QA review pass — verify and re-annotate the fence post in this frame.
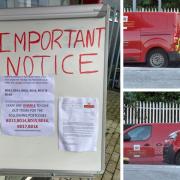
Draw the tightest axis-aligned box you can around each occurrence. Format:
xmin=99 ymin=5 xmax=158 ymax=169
xmin=126 ymin=104 xmax=129 ymax=124
xmin=155 ymin=102 xmax=158 ymax=123
xmin=162 ymin=102 xmax=164 ymax=123
xmin=132 ymin=103 xmax=136 ymax=124
xmin=132 ymin=0 xmax=136 ymax=12
xmin=172 ymin=102 xmax=175 ymax=123
xmin=165 ymin=102 xmax=168 ymax=123
xmin=149 ymin=102 xmax=151 ymax=123
xmin=176 ymin=103 xmax=178 ymax=123
xmin=169 ymin=103 xmax=171 ymax=123
xmin=158 ymin=0 xmax=162 ymax=11
xmin=142 ymin=102 xmax=144 ymax=122
xmin=136 ymin=102 xmax=138 ymax=123
xmin=160 ymin=102 xmax=162 ymax=123
xmin=146 ymin=102 xmax=148 ymax=123
xmin=129 ymin=105 xmax=133 ymax=125
xmin=152 ymin=102 xmax=154 ymax=123
xmin=139 ymin=101 xmax=141 ymax=124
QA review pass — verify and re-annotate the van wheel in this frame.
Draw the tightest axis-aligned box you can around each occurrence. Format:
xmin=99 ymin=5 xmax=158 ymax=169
xmin=175 ymin=152 xmax=180 ymax=165
xmin=147 ymin=49 xmax=168 ymax=67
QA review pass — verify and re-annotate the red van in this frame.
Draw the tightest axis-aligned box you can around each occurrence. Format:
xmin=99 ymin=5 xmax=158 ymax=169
xmin=124 ymin=12 xmax=180 ymax=67
xmin=124 ymin=123 xmax=180 ymax=164
xmin=163 ymin=130 xmax=180 ymax=165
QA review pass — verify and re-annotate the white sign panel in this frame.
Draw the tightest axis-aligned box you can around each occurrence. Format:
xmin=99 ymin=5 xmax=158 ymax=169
xmin=59 ymin=97 xmax=98 ymax=152
xmin=0 ymin=4 xmax=107 ymax=173
xmin=0 ymin=76 xmax=54 ymax=136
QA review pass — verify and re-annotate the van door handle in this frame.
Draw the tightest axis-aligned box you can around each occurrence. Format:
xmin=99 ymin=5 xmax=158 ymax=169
xmin=156 ymin=143 xmax=163 ymax=146
xmin=144 ymin=143 xmax=150 ymax=146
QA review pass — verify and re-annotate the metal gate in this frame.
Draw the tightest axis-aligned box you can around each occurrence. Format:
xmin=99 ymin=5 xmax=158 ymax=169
xmin=108 ymin=7 xmax=120 ymax=89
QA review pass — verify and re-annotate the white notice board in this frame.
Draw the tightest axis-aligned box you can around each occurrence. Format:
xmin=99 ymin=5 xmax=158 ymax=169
xmin=0 ymin=4 xmax=109 ymax=177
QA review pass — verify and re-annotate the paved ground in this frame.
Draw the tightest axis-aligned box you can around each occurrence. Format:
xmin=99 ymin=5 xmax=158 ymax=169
xmin=124 ymin=165 xmax=180 ymax=180
xmin=124 ymin=67 xmax=180 ymax=89
xmin=99 ymin=90 xmax=120 ymax=180
xmin=1 ymin=90 xmax=120 ymax=180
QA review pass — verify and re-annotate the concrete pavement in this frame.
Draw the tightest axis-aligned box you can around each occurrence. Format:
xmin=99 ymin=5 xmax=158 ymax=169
xmin=124 ymin=164 xmax=180 ymax=180
xmin=124 ymin=67 xmax=180 ymax=89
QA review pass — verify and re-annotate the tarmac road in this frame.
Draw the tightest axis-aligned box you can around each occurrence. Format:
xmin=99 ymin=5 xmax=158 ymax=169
xmin=124 ymin=164 xmax=180 ymax=180
xmin=124 ymin=67 xmax=180 ymax=89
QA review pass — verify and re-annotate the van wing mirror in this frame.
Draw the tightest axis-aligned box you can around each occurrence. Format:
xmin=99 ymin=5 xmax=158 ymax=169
xmin=124 ymin=134 xmax=131 ymax=142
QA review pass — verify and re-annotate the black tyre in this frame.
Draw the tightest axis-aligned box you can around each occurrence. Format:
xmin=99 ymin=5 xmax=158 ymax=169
xmin=175 ymin=152 xmax=180 ymax=165
xmin=146 ymin=49 xmax=168 ymax=67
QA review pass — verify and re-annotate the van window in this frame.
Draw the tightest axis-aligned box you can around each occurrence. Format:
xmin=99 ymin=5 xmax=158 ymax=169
xmin=127 ymin=125 xmax=151 ymax=141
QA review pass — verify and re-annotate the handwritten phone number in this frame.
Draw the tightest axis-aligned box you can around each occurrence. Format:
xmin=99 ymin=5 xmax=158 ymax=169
xmin=17 ymin=124 xmax=38 ymax=129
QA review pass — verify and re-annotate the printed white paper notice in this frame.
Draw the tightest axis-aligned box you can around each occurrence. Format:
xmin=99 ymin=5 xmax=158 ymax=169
xmin=0 ymin=76 xmax=54 ymax=136
xmin=59 ymin=97 xmax=98 ymax=152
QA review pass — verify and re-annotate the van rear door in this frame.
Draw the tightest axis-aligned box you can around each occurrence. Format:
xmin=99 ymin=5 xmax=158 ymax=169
xmin=124 ymin=12 xmax=141 ymax=62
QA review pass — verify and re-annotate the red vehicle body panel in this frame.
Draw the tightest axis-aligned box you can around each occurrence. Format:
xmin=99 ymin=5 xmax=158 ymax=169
xmin=124 ymin=123 xmax=180 ymax=164
xmin=124 ymin=12 xmax=180 ymax=63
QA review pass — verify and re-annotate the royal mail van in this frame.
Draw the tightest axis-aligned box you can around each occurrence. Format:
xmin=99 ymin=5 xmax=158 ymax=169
xmin=124 ymin=123 xmax=180 ymax=164
xmin=163 ymin=130 xmax=180 ymax=165
xmin=124 ymin=12 xmax=180 ymax=67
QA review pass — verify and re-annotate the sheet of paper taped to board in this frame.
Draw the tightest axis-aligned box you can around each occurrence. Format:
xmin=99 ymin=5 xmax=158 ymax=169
xmin=0 ymin=76 xmax=55 ymax=136
xmin=59 ymin=97 xmax=99 ymax=152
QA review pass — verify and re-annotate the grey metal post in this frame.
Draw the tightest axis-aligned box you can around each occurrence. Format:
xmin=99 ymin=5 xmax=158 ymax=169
xmin=112 ymin=47 xmax=120 ymax=88
xmin=108 ymin=17 xmax=120 ymax=87
xmin=132 ymin=0 xmax=136 ymax=12
xmin=158 ymin=0 xmax=162 ymax=11
xmin=109 ymin=8 xmax=117 ymax=48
